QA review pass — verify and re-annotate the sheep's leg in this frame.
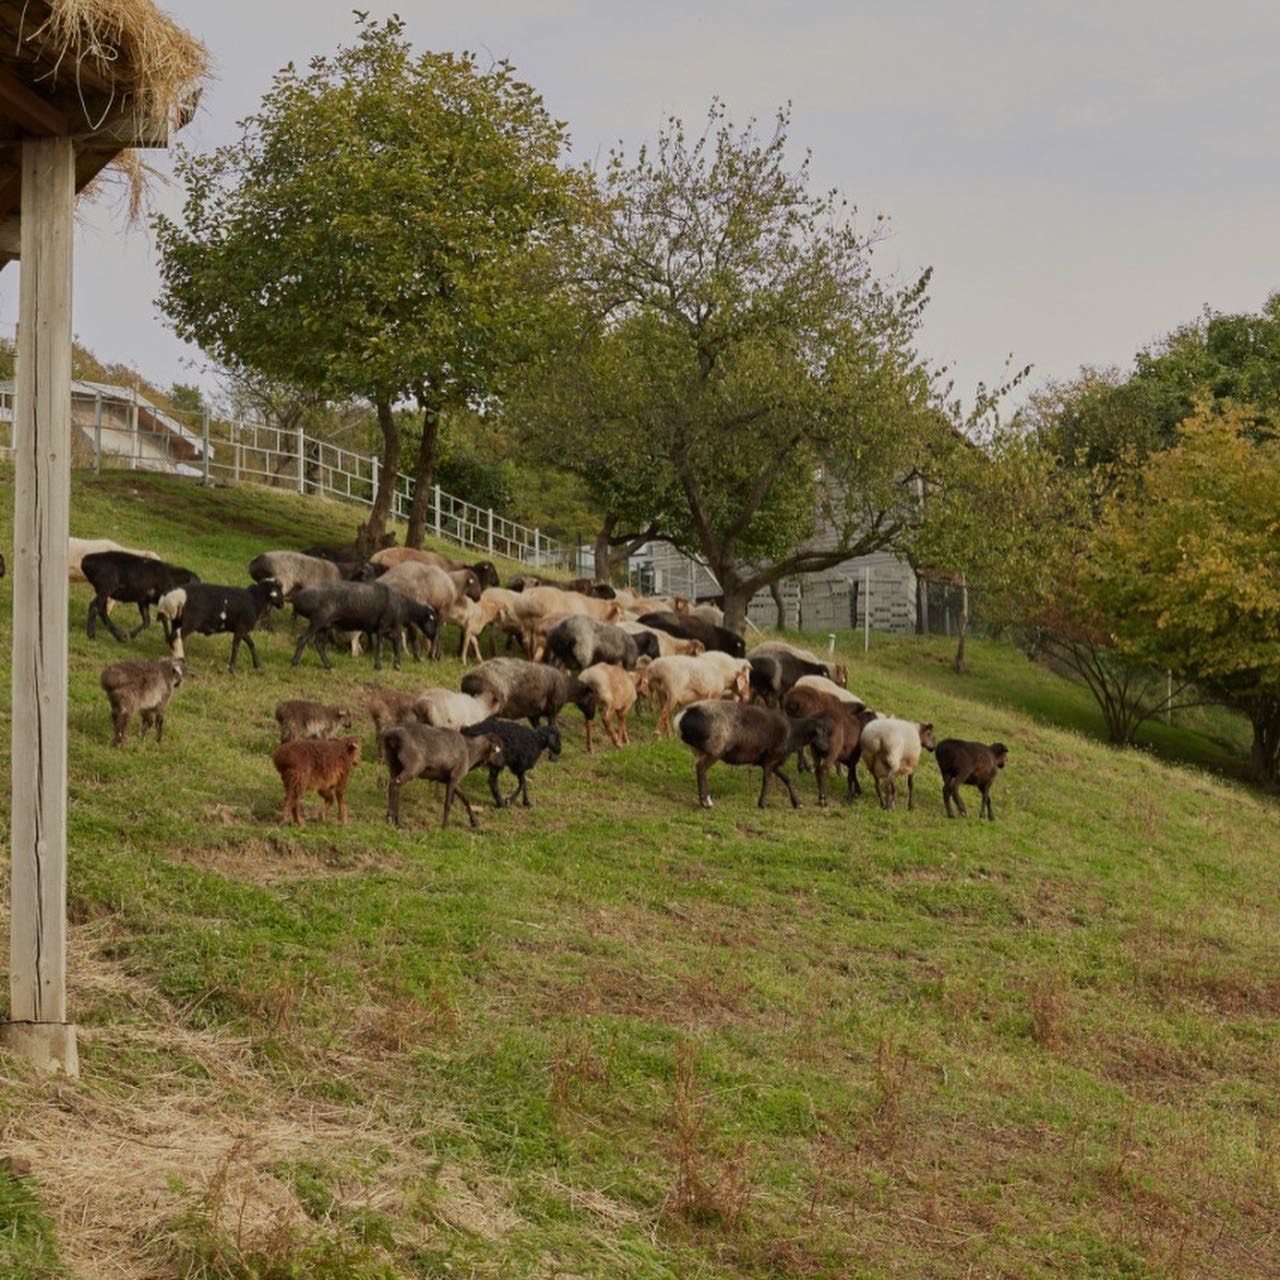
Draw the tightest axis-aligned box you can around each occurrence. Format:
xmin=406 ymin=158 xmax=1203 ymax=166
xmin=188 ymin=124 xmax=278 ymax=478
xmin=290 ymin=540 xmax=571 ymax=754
xmin=775 ymin=765 xmax=800 ymax=809
xmin=319 ymin=787 xmax=333 ymax=820
xmin=97 ymin=595 xmax=130 ymax=643
xmin=695 ymin=755 xmax=713 ymax=808
xmin=605 ymin=713 xmax=624 ymax=749
xmin=514 ymin=772 xmax=532 ymax=808
xmin=291 ymin=626 xmax=314 ymax=667
xmin=139 ymin=710 xmax=154 ymax=742
xmin=584 ymin=716 xmax=594 ymax=754
xmin=942 ymin=778 xmax=956 ymax=818
xmin=619 ymin=711 xmax=630 ymax=745
xmin=981 ymin=786 xmax=994 ymax=821
xmin=110 ymin=709 xmax=128 ymax=747
xmin=154 ymin=711 xmax=165 ymax=745
xmin=314 ymin=630 xmax=334 ymax=670
xmin=127 ymin=601 xmax=152 ymax=640
xmin=757 ymin=766 xmax=773 ymax=809
xmin=873 ymin=773 xmax=888 ymax=810
xmin=391 ymin=629 xmax=404 ymax=672
xmin=488 ymin=767 xmax=505 ymax=808
xmin=815 ymin=759 xmax=830 ymax=807
xmin=386 ymin=775 xmax=409 ymax=827
xmin=456 ymin=786 xmax=479 ymax=828
xmin=241 ymin=631 xmax=261 ymax=672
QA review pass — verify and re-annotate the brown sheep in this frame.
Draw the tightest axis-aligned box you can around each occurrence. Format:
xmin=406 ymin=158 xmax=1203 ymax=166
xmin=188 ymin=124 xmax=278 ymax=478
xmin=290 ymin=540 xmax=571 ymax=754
xmin=935 ymin=739 xmax=1009 ymax=820
xmin=273 ymin=737 xmax=362 ymax=826
xmin=99 ymin=658 xmax=184 ymax=747
xmin=274 ymin=699 xmax=353 ymax=743
xmin=578 ymin=663 xmax=643 ymax=750
xmin=781 ymin=685 xmax=877 ymax=805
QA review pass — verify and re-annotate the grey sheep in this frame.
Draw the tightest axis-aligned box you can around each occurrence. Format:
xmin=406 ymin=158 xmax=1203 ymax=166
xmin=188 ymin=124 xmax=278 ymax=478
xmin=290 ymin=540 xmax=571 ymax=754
xmin=546 ymin=615 xmax=640 ymax=671
xmin=290 ymin=582 xmax=437 ymax=672
xmin=461 ymin=657 xmax=598 ymax=729
xmin=381 ymin=723 xmax=505 ymax=829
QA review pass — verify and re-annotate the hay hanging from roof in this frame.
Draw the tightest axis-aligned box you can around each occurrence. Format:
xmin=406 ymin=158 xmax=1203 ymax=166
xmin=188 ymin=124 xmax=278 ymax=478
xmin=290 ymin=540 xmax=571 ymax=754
xmin=24 ymin=0 xmax=208 ymax=134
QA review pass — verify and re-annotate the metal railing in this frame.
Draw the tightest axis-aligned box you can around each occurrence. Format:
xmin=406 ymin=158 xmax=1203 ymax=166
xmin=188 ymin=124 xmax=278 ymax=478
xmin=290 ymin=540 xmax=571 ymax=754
xmin=0 ymin=387 xmax=574 ymax=570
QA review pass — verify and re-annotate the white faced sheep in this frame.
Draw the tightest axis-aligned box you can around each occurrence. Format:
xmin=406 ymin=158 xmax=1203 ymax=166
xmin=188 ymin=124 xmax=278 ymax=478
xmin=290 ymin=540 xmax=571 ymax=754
xmin=675 ymin=701 xmax=832 ymax=810
xmin=638 ymin=653 xmax=751 ymax=738
xmin=381 ymin=724 xmax=505 ymax=829
xmin=935 ymin=739 xmax=1009 ymax=820
xmin=859 ymin=718 xmax=937 ymax=811
xmin=99 ymin=658 xmax=184 ymax=746
xmin=275 ymin=700 xmax=354 ymax=744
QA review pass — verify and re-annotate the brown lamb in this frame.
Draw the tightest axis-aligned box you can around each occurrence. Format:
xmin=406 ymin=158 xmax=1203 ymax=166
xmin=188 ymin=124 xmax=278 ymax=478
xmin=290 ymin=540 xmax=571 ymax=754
xmin=99 ymin=657 xmax=184 ymax=747
xmin=273 ymin=736 xmax=362 ymax=826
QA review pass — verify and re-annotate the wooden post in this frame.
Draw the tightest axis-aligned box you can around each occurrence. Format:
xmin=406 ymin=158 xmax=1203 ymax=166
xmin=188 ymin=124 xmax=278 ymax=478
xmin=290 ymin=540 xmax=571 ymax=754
xmin=863 ymin=565 xmax=871 ymax=653
xmin=129 ymin=381 xmax=139 ymax=469
xmin=233 ymin=419 xmax=241 ymax=483
xmin=201 ymin=407 xmax=210 ymax=485
xmin=93 ymin=388 xmax=102 ymax=476
xmin=487 ymin=507 xmax=494 ymax=556
xmin=533 ymin=528 xmax=540 ymax=566
xmin=371 ymin=453 xmax=379 ymax=507
xmin=296 ymin=425 xmax=305 ymax=494
xmin=2 ymin=136 xmax=79 ymax=1075
xmin=433 ymin=484 xmax=442 ymax=540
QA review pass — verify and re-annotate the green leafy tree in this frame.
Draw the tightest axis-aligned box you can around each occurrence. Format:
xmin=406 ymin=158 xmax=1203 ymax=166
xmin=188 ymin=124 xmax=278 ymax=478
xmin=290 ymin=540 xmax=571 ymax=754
xmin=156 ymin=16 xmax=579 ymax=548
xmin=1085 ymin=405 xmax=1280 ymax=780
xmin=516 ymin=104 xmax=944 ymax=628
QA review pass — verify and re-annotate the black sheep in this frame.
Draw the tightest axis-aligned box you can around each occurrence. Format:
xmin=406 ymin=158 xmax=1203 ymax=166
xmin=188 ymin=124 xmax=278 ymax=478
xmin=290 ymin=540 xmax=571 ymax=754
xmin=158 ymin=579 xmax=285 ymax=673
xmin=290 ymin=582 xmax=437 ymax=672
xmin=935 ymin=739 xmax=1009 ymax=820
xmin=461 ymin=717 xmax=562 ymax=808
xmin=81 ymin=551 xmax=200 ymax=642
xmin=637 ymin=610 xmax=746 ymax=657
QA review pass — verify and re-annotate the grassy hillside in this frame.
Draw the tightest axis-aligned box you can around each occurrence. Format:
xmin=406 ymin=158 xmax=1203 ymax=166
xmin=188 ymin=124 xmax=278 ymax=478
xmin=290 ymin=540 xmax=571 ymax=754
xmin=1 ymin=470 xmax=1278 ymax=1280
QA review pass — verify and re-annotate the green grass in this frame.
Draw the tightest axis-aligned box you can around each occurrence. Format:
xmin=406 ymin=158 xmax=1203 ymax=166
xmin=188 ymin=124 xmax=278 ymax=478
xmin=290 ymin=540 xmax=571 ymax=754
xmin=1 ymin=469 xmax=1278 ymax=1279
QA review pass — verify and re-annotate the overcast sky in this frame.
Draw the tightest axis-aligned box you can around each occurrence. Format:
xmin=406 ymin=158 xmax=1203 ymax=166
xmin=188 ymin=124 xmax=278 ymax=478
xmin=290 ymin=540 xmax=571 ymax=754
xmin=5 ymin=0 xmax=1278 ymax=411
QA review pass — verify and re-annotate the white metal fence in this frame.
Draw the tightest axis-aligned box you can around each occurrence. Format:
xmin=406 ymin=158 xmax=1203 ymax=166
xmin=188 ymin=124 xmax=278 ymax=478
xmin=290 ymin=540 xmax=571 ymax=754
xmin=0 ymin=385 xmax=574 ymax=570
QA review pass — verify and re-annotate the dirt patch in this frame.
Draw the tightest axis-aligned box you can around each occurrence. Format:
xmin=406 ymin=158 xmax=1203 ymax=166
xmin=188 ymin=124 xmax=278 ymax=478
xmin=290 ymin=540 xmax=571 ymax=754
xmin=168 ymin=835 xmax=396 ymax=885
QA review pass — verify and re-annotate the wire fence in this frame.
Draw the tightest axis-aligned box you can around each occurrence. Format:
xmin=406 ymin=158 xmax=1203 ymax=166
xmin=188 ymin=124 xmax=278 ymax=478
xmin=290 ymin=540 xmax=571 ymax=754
xmin=0 ymin=383 xmax=575 ymax=570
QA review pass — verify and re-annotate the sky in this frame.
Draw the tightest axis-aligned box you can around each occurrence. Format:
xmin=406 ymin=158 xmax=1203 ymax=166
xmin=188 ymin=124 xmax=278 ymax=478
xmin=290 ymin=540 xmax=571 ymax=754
xmin=5 ymin=0 xmax=1279 ymax=412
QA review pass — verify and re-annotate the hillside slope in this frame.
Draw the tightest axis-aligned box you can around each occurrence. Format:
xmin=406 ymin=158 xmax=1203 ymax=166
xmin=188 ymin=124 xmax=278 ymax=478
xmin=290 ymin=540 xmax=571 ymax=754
xmin=1 ymin=471 xmax=1278 ymax=1280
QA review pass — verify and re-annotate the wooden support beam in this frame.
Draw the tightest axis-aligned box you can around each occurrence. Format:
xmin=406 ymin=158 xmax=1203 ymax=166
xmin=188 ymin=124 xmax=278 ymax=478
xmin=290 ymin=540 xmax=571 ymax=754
xmin=0 ymin=135 xmax=78 ymax=1077
xmin=0 ymin=67 xmax=68 ymax=136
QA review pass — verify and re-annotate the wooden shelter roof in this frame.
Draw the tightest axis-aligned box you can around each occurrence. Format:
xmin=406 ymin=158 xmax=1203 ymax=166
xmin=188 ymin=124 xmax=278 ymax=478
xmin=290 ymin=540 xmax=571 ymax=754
xmin=0 ymin=0 xmax=206 ymax=262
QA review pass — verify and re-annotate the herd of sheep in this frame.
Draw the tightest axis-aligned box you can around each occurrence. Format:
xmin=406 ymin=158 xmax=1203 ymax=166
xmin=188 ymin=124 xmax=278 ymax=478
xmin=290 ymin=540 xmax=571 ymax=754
xmin=72 ymin=535 xmax=1010 ymax=828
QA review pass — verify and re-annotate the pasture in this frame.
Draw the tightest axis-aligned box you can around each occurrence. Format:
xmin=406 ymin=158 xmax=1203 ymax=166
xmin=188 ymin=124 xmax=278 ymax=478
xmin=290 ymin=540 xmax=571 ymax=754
xmin=1 ymin=470 xmax=1278 ymax=1279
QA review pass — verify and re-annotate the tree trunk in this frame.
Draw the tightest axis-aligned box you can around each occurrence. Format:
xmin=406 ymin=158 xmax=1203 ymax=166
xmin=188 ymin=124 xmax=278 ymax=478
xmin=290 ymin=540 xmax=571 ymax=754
xmin=361 ymin=397 xmax=400 ymax=554
xmin=768 ymin=579 xmax=786 ymax=630
xmin=593 ymin=514 xmax=618 ymax=582
xmin=404 ymin=402 xmax=442 ymax=549
xmin=1247 ymin=705 xmax=1280 ymax=785
xmin=952 ymin=575 xmax=969 ymax=673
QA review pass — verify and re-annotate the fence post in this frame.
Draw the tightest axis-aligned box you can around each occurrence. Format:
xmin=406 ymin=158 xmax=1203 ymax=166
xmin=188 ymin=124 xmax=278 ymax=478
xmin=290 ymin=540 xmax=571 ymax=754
xmin=533 ymin=528 xmax=540 ymax=566
xmin=296 ymin=426 xmax=305 ymax=494
xmin=129 ymin=382 xmax=139 ymax=470
xmin=201 ymin=408 xmax=210 ymax=486
xmin=233 ymin=419 xmax=241 ymax=483
xmin=487 ymin=507 xmax=494 ymax=555
xmin=433 ymin=484 xmax=442 ymax=540
xmin=93 ymin=389 xmax=102 ymax=475
xmin=371 ymin=453 xmax=379 ymax=505
xmin=864 ymin=566 xmax=871 ymax=652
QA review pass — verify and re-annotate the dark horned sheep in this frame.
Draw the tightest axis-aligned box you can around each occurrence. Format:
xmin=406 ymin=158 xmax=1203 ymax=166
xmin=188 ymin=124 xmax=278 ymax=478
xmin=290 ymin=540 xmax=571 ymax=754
xmin=381 ymin=724 xmax=505 ymax=829
xmin=290 ymin=582 xmax=437 ymax=672
xmin=935 ymin=739 xmax=1009 ymax=820
xmin=82 ymin=551 xmax=199 ymax=642
xmin=99 ymin=657 xmax=184 ymax=746
xmin=676 ymin=700 xmax=831 ymax=810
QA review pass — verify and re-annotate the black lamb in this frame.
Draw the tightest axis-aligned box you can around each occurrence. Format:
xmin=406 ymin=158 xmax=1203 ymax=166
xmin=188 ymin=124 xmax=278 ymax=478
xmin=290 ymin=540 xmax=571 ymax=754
xmin=81 ymin=550 xmax=200 ymax=642
xmin=461 ymin=717 xmax=562 ymax=808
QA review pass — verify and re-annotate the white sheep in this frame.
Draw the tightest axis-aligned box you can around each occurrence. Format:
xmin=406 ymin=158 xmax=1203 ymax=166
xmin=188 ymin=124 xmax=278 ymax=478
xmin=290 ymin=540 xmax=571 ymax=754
xmin=859 ymin=718 xmax=936 ymax=811
xmin=413 ymin=688 xmax=501 ymax=730
xmin=638 ymin=653 xmax=752 ymax=738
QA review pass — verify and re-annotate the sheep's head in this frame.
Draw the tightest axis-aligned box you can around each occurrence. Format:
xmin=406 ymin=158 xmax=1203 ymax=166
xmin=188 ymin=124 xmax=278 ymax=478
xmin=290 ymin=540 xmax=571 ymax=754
xmin=475 ymin=733 xmax=504 ymax=770
xmin=264 ymin=579 xmax=285 ymax=610
xmin=541 ymin=724 xmax=563 ymax=761
xmin=830 ymin=663 xmax=849 ymax=687
xmin=991 ymin=743 xmax=1009 ymax=768
xmin=338 ymin=707 xmax=353 ymax=730
xmin=460 ymin=570 xmax=483 ymax=602
xmin=725 ymin=631 xmax=747 ymax=658
xmin=167 ymin=659 xmax=186 ymax=688
xmin=731 ymin=666 xmax=751 ymax=701
xmin=919 ymin=723 xmax=936 ymax=752
xmin=342 ymin=737 xmax=363 ymax=766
